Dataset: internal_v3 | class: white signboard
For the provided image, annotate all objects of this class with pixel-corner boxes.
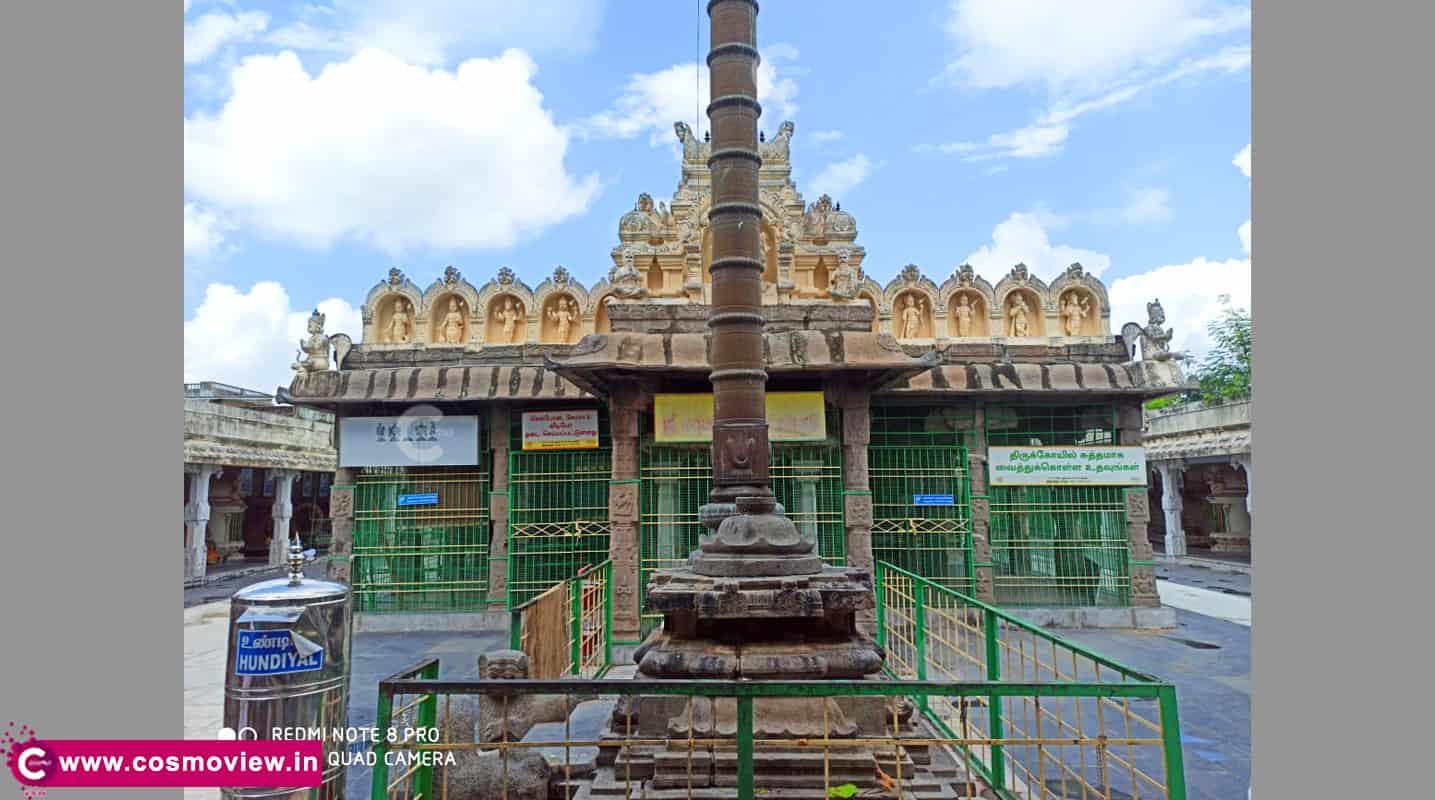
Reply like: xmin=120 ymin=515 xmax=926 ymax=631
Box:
xmin=521 ymin=409 xmax=600 ymax=451
xmin=338 ymin=415 xmax=481 ymax=467
xmin=988 ymin=446 xmax=1147 ymax=487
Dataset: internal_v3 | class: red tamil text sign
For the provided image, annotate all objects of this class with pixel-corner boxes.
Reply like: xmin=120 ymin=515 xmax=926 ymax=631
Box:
xmin=7 ymin=739 xmax=323 ymax=789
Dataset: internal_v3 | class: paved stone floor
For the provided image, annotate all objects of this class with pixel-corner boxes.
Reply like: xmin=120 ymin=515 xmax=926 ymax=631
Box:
xmin=1061 ymin=608 xmax=1251 ymax=800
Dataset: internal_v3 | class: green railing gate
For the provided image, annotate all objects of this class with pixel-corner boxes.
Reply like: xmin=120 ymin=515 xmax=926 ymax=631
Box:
xmin=506 ymin=447 xmax=613 ymax=609
xmin=869 ymin=404 xmax=976 ymax=592
xmin=351 ymin=466 xmax=491 ymax=613
xmin=985 ymin=404 xmax=1132 ymax=606
xmin=638 ymin=440 xmax=845 ymax=635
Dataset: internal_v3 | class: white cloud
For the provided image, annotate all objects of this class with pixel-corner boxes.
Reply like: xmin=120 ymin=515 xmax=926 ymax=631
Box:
xmin=184 ymin=48 xmax=600 ymax=254
xmin=929 ymin=47 xmax=1249 ymax=161
xmin=964 ymin=212 xmax=1113 ymax=281
xmin=1083 ymin=187 xmax=1173 ymax=225
xmin=1109 ymin=256 xmax=1250 ymax=355
xmin=942 ymin=0 xmax=1250 ymax=93
xmin=184 ymin=10 xmax=270 ymax=65
xmin=810 ymin=130 xmax=844 ymax=144
xmin=265 ymin=0 xmax=604 ymax=66
xmin=184 ymin=282 xmax=363 ymax=393
xmin=579 ymin=46 xmax=803 ymax=146
xmin=184 ymin=202 xmax=233 ymax=259
xmin=1238 ymin=219 xmax=1251 ymax=255
xmin=807 ymin=154 xmax=879 ymax=199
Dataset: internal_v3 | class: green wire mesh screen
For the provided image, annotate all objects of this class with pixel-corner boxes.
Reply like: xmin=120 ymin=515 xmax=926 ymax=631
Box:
xmin=984 ymin=404 xmax=1131 ymax=606
xmin=352 ymin=466 xmax=491 ymax=613
xmin=637 ymin=440 xmax=846 ymax=636
xmin=869 ymin=404 xmax=975 ymax=593
xmin=506 ymin=447 xmax=613 ymax=609
xmin=988 ymin=485 xmax=1131 ymax=606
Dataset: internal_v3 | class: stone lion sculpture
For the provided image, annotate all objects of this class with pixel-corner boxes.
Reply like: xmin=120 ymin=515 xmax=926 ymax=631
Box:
xmin=477 ymin=650 xmax=582 ymax=745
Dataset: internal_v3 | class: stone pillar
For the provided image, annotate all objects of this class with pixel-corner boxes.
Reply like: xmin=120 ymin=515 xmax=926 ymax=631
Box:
xmin=1118 ymin=401 xmax=1159 ymax=606
xmin=269 ymin=470 xmax=300 ymax=565
xmin=1156 ymin=461 xmax=1188 ymax=557
xmin=488 ymin=405 xmax=511 ymax=606
xmin=184 ymin=464 xmax=222 ymax=580
xmin=831 ymin=382 xmax=875 ymax=632
xmin=608 ymin=385 xmax=645 ymax=643
xmin=327 ymin=467 xmax=356 ymax=584
xmin=969 ymin=404 xmax=996 ymax=603
xmin=1235 ymin=453 xmax=1252 ymax=517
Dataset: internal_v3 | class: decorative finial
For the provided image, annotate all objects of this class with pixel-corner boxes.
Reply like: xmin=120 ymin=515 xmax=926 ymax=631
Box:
xmin=835 ymin=202 xmax=841 ymax=211
xmin=387 ymin=267 xmax=405 ymax=286
xmin=287 ymin=536 xmax=315 ymax=584
xmin=443 ymin=265 xmax=462 ymax=286
xmin=704 ymin=130 xmax=711 ymax=143
xmin=760 ymin=130 xmax=766 ymax=143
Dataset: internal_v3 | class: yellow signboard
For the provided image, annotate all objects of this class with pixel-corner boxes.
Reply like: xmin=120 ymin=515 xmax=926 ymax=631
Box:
xmin=521 ymin=409 xmax=600 ymax=451
xmin=654 ymin=392 xmax=826 ymax=443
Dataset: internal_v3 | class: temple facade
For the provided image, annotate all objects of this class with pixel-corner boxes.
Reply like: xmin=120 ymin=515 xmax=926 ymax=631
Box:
xmin=284 ymin=122 xmax=1192 ymax=639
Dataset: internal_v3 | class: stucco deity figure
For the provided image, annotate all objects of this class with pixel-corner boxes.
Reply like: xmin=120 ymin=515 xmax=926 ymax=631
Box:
xmin=674 ymin=121 xmax=702 ymax=161
xmin=1061 ymin=292 xmax=1090 ymax=336
xmin=498 ymin=298 xmax=522 ymax=344
xmin=1128 ymin=299 xmax=1190 ymax=362
xmin=829 ymin=250 xmax=856 ymax=299
xmin=441 ymin=298 xmax=465 ymax=344
xmin=291 ymin=309 xmax=330 ymax=373
xmin=900 ymin=295 xmax=925 ymax=339
xmin=1007 ymin=295 xmax=1031 ymax=337
xmin=610 ymin=249 xmax=647 ymax=299
xmin=388 ymin=299 xmax=412 ymax=343
xmin=548 ymin=297 xmax=577 ymax=342
xmin=954 ymin=294 xmax=975 ymax=337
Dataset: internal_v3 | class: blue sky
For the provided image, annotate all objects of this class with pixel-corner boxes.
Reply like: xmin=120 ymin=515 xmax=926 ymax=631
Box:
xmin=183 ymin=0 xmax=1251 ymax=392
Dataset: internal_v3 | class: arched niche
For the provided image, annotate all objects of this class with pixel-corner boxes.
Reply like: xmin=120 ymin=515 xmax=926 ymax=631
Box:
xmin=893 ymin=289 xmax=935 ymax=340
xmin=857 ymin=290 xmax=882 ymax=333
xmin=428 ymin=292 xmax=471 ymax=346
xmin=1001 ymin=287 xmax=1045 ymax=337
xmin=1056 ymin=287 xmax=1101 ymax=337
xmin=485 ymin=293 xmax=528 ymax=345
xmin=812 ymin=254 xmax=831 ymax=294
xmin=948 ymin=289 xmax=990 ymax=338
xmin=376 ymin=295 xmax=418 ymax=344
xmin=593 ymin=294 xmax=613 ymax=334
xmin=539 ymin=292 xmax=584 ymax=344
xmin=644 ymin=254 xmax=663 ymax=294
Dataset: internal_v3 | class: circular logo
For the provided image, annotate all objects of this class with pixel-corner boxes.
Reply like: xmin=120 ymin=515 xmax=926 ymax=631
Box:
xmin=11 ymin=741 xmax=56 ymax=786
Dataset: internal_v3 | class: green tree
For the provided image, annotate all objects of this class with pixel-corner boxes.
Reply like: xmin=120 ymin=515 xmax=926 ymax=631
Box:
xmin=1194 ymin=296 xmax=1251 ymax=403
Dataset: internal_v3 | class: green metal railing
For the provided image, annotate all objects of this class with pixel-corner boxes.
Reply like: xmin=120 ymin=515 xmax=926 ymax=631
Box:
xmin=371 ymin=559 xmax=1186 ymax=800
xmin=876 ymin=561 xmax=1179 ymax=798
xmin=351 ymin=467 xmax=491 ymax=613
xmin=507 ymin=559 xmax=613 ymax=679
xmin=506 ymin=448 xmax=613 ymax=609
